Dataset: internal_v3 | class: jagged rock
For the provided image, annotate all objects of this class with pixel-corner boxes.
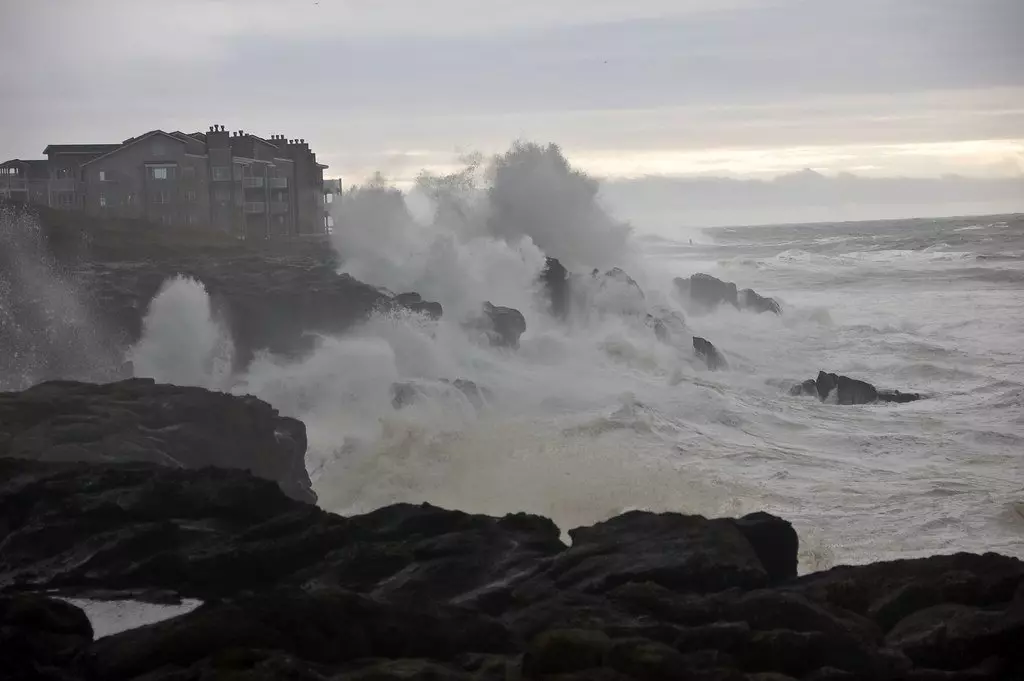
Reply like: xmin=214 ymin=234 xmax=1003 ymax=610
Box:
xmin=468 ymin=302 xmax=527 ymax=349
xmin=541 ymin=257 xmax=570 ymax=319
xmin=0 ymin=456 xmax=1021 ymax=680
xmin=739 ymin=288 xmax=782 ymax=315
xmin=394 ymin=292 xmax=443 ymax=320
xmin=646 ymin=306 xmax=688 ymax=345
xmin=0 ymin=594 xmax=93 ymax=681
xmin=790 ymin=371 xmax=922 ymax=405
xmin=676 ymin=274 xmax=781 ymax=315
xmin=0 ymin=457 xmax=343 ymax=597
xmin=0 ymin=378 xmax=314 ymax=503
xmin=694 ymin=336 xmax=728 ymax=370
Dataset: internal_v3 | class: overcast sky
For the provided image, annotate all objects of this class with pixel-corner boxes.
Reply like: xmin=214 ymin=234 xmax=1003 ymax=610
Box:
xmin=2 ymin=0 xmax=1022 ymax=226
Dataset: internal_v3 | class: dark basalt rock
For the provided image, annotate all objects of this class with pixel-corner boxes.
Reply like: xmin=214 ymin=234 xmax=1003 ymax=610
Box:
xmin=467 ymin=302 xmax=527 ymax=349
xmin=0 ymin=594 xmax=93 ymax=681
xmin=676 ymin=273 xmax=782 ymax=315
xmin=394 ymin=292 xmax=443 ymax=320
xmin=0 ymin=378 xmax=314 ymax=503
xmin=694 ymin=336 xmax=728 ymax=370
xmin=790 ymin=371 xmax=922 ymax=405
xmin=0 ymin=456 xmax=1020 ymax=680
xmin=541 ymin=257 xmax=570 ymax=320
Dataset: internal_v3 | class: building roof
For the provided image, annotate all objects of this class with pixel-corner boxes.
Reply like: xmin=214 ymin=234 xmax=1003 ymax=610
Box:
xmin=1 ymin=159 xmax=51 ymax=178
xmin=80 ymin=130 xmax=187 ymax=167
xmin=42 ymin=144 xmax=121 ymax=156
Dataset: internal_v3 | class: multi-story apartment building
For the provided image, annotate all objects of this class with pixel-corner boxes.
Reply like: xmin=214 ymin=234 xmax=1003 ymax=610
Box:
xmin=0 ymin=125 xmax=332 ymax=238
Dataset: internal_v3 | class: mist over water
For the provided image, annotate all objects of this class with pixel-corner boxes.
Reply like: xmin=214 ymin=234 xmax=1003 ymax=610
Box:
xmin=7 ymin=144 xmax=1020 ymax=570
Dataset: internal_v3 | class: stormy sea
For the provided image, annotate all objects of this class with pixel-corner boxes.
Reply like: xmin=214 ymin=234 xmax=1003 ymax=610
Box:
xmin=1 ymin=153 xmax=1022 ymax=666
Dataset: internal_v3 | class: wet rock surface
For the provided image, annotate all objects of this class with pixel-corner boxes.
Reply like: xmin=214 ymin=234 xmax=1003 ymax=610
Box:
xmin=676 ymin=274 xmax=782 ymax=315
xmin=694 ymin=336 xmax=728 ymax=371
xmin=790 ymin=371 xmax=923 ymax=405
xmin=1 ymin=454 xmax=1020 ymax=680
xmin=0 ymin=378 xmax=314 ymax=502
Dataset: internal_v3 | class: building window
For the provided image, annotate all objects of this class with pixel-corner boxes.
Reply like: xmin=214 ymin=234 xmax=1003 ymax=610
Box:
xmin=98 ymin=171 xmax=106 ymax=181
xmin=185 ymin=190 xmax=197 ymax=202
xmin=57 ymin=192 xmax=74 ymax=206
xmin=126 ymin=193 xmax=135 ymax=205
xmin=160 ymin=214 xmax=173 ymax=226
xmin=150 ymin=166 xmax=172 ymax=180
xmin=154 ymin=190 xmax=170 ymax=204
xmin=99 ymin=194 xmax=107 ymax=207
xmin=186 ymin=214 xmax=197 ymax=225
xmin=212 ymin=166 xmax=231 ymax=181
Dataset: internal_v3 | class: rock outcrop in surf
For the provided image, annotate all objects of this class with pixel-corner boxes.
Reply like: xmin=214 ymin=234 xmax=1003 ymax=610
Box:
xmin=1 ymin=453 xmax=1020 ymax=681
xmin=675 ymin=273 xmax=782 ymax=315
xmin=0 ymin=378 xmax=315 ymax=503
xmin=693 ymin=336 xmax=728 ymax=370
xmin=791 ymin=371 xmax=923 ymax=404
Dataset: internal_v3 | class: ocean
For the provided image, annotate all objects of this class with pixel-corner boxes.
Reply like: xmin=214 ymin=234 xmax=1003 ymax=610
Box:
xmin=5 ymin=206 xmax=1022 ymax=573
xmin=264 ymin=213 xmax=1022 ymax=572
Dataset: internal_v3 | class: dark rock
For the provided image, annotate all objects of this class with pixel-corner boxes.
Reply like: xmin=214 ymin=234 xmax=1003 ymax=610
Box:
xmin=530 ymin=511 xmax=776 ymax=595
xmin=731 ymin=512 xmax=799 ymax=584
xmin=0 ymin=378 xmax=315 ymax=503
xmin=789 ymin=371 xmax=922 ymax=405
xmin=522 ymin=628 xmax=611 ymax=675
xmin=885 ymin=602 xmax=1024 ymax=671
xmin=739 ymin=288 xmax=782 ymax=315
xmin=646 ymin=306 xmax=688 ymax=345
xmin=541 ymin=257 xmax=570 ymax=319
xmin=694 ymin=336 xmax=728 ymax=371
xmin=0 ymin=447 xmax=1020 ymax=680
xmin=676 ymin=274 xmax=781 ymax=315
xmin=394 ymin=292 xmax=443 ymax=320
xmin=0 ymin=457 xmax=344 ymax=597
xmin=0 ymin=594 xmax=93 ymax=681
xmin=86 ymin=587 xmax=514 ymax=681
xmin=479 ymin=301 xmax=528 ymax=348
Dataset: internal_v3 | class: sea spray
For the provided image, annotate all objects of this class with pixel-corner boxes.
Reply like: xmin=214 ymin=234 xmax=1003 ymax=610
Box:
xmin=0 ymin=206 xmax=121 ymax=389
xmin=130 ymin=276 xmax=233 ymax=389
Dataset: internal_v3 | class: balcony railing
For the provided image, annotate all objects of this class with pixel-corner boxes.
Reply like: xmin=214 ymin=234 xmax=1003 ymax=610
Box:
xmin=268 ymin=177 xmax=288 ymax=189
xmin=270 ymin=201 xmax=289 ymax=214
xmin=242 ymin=177 xmax=265 ymax=188
xmin=0 ymin=178 xmax=28 ymax=190
xmin=243 ymin=201 xmax=266 ymax=214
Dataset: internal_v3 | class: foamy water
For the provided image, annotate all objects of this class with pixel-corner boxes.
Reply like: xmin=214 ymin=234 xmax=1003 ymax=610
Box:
xmin=127 ymin=212 xmax=1022 ymax=572
xmin=5 ymin=151 xmax=1021 ymax=572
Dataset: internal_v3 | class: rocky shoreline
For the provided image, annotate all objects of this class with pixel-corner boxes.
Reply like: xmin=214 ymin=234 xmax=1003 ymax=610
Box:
xmin=1 ymin=381 xmax=1021 ymax=681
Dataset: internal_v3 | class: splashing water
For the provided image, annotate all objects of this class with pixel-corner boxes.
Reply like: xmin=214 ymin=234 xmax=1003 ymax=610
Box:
xmin=130 ymin=276 xmax=233 ymax=389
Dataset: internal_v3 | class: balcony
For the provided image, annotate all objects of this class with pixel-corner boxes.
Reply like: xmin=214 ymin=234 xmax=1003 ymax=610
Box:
xmin=268 ymin=177 xmax=288 ymax=189
xmin=243 ymin=201 xmax=266 ymax=214
xmin=242 ymin=177 xmax=265 ymax=189
xmin=0 ymin=178 xmax=27 ymax=191
xmin=270 ymin=201 xmax=289 ymax=214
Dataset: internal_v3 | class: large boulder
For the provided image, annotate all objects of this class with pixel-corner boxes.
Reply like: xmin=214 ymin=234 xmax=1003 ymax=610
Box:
xmin=790 ymin=371 xmax=922 ymax=405
xmin=393 ymin=292 xmax=443 ymax=320
xmin=693 ymin=336 xmax=728 ymax=371
xmin=676 ymin=274 xmax=781 ymax=315
xmin=0 ymin=594 xmax=93 ymax=681
xmin=0 ymin=458 xmax=341 ymax=597
xmin=466 ymin=302 xmax=527 ymax=349
xmin=0 ymin=378 xmax=315 ymax=503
